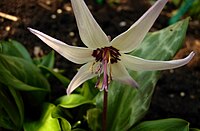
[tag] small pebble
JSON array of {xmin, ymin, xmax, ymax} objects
[
  {"xmin": 180, "ymin": 92, "xmax": 185, "ymax": 97},
  {"xmin": 5, "ymin": 26, "xmax": 11, "ymax": 31},
  {"xmin": 119, "ymin": 21, "xmax": 127, "ymax": 27},
  {"xmin": 46, "ymin": 0, "xmax": 51, "ymax": 5},
  {"xmin": 51, "ymin": 14, "xmax": 56, "ymax": 19},
  {"xmin": 69, "ymin": 32, "xmax": 75, "ymax": 37},
  {"xmin": 64, "ymin": 4, "xmax": 72, "ymax": 12},
  {"xmin": 34, "ymin": 46, "xmax": 43, "ymax": 57},
  {"xmin": 57, "ymin": 9, "xmax": 62, "ymax": 14}
]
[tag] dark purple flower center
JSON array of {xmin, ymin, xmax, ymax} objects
[
  {"xmin": 92, "ymin": 46, "xmax": 121, "ymax": 64},
  {"xmin": 92, "ymin": 46, "xmax": 121, "ymax": 91}
]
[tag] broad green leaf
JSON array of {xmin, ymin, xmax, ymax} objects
[
  {"xmin": 0, "ymin": 54, "xmax": 50, "ymax": 91},
  {"xmin": 34, "ymin": 51, "xmax": 55, "ymax": 69},
  {"xmin": 0, "ymin": 85, "xmax": 23, "ymax": 130},
  {"xmin": 188, "ymin": 0, "xmax": 200, "ymax": 19},
  {"xmin": 0, "ymin": 106, "xmax": 14, "ymax": 130},
  {"xmin": 86, "ymin": 108, "xmax": 102, "ymax": 131},
  {"xmin": 8, "ymin": 87, "xmax": 24, "ymax": 129},
  {"xmin": 0, "ymin": 39, "xmax": 32, "ymax": 62},
  {"xmin": 80, "ymin": 80, "xmax": 99, "ymax": 100},
  {"xmin": 0, "ymin": 54, "xmax": 50, "ymax": 108},
  {"xmin": 169, "ymin": 0, "xmax": 194, "ymax": 24},
  {"xmin": 130, "ymin": 118, "xmax": 189, "ymax": 131},
  {"xmin": 39, "ymin": 65, "xmax": 70, "ymax": 87},
  {"xmin": 190, "ymin": 129, "xmax": 200, "ymax": 131},
  {"xmin": 95, "ymin": 18, "xmax": 190, "ymax": 131},
  {"xmin": 59, "ymin": 118, "xmax": 71, "ymax": 131},
  {"xmin": 52, "ymin": 107, "xmax": 71, "ymax": 131},
  {"xmin": 54, "ymin": 94, "xmax": 96, "ymax": 129},
  {"xmin": 23, "ymin": 103, "xmax": 61, "ymax": 131},
  {"xmin": 55, "ymin": 94, "xmax": 95, "ymax": 108}
]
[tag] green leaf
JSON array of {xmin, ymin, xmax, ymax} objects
[
  {"xmin": 169, "ymin": 0, "xmax": 194, "ymax": 24},
  {"xmin": 188, "ymin": 0, "xmax": 200, "ymax": 19},
  {"xmin": 95, "ymin": 18, "xmax": 190, "ymax": 131},
  {"xmin": 23, "ymin": 103, "xmax": 61, "ymax": 131},
  {"xmin": 80, "ymin": 80, "xmax": 99, "ymax": 100},
  {"xmin": 0, "ymin": 54, "xmax": 50, "ymax": 91},
  {"xmin": 86, "ymin": 108, "xmax": 102, "ymax": 131},
  {"xmin": 54, "ymin": 94, "xmax": 96, "ymax": 129},
  {"xmin": 8, "ymin": 86, "xmax": 24, "ymax": 129},
  {"xmin": 0, "ymin": 39, "xmax": 32, "ymax": 62},
  {"xmin": 0, "ymin": 85, "xmax": 24, "ymax": 130},
  {"xmin": 190, "ymin": 128, "xmax": 200, "ymax": 131},
  {"xmin": 130, "ymin": 118, "xmax": 189, "ymax": 131},
  {"xmin": 59, "ymin": 118, "xmax": 71, "ymax": 131},
  {"xmin": 55, "ymin": 94, "xmax": 95, "ymax": 108},
  {"xmin": 52, "ymin": 107, "xmax": 71, "ymax": 131},
  {"xmin": 34, "ymin": 51, "xmax": 55, "ymax": 69},
  {"xmin": 0, "ymin": 54, "xmax": 50, "ymax": 108},
  {"xmin": 39, "ymin": 66, "xmax": 70, "ymax": 87},
  {"xmin": 0, "ymin": 106, "xmax": 14, "ymax": 130}
]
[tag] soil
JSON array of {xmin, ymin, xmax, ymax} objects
[{"xmin": 0, "ymin": 0, "xmax": 200, "ymax": 129}]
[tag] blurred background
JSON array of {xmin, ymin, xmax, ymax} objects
[{"xmin": 0, "ymin": 0, "xmax": 199, "ymax": 128}]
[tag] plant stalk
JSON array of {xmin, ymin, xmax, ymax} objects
[{"xmin": 102, "ymin": 89, "xmax": 108, "ymax": 131}]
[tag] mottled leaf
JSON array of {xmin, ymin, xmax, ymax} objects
[
  {"xmin": 130, "ymin": 118, "xmax": 189, "ymax": 131},
  {"xmin": 95, "ymin": 18, "xmax": 190, "ymax": 131},
  {"xmin": 87, "ymin": 108, "xmax": 102, "ymax": 131}
]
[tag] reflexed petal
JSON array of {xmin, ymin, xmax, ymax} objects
[
  {"xmin": 121, "ymin": 52, "xmax": 195, "ymax": 71},
  {"xmin": 111, "ymin": 62, "xmax": 139, "ymax": 88},
  {"xmin": 28, "ymin": 28, "xmax": 94, "ymax": 64},
  {"xmin": 71, "ymin": 0, "xmax": 110, "ymax": 48},
  {"xmin": 67, "ymin": 62, "xmax": 98, "ymax": 95},
  {"xmin": 111, "ymin": 0, "xmax": 168, "ymax": 53}
]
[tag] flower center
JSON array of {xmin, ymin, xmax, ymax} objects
[
  {"xmin": 92, "ymin": 46, "xmax": 121, "ymax": 91},
  {"xmin": 92, "ymin": 46, "xmax": 121, "ymax": 64}
]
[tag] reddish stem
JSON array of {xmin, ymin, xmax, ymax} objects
[{"xmin": 102, "ymin": 89, "xmax": 108, "ymax": 131}]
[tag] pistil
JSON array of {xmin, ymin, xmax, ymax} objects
[
  {"xmin": 102, "ymin": 59, "xmax": 108, "ymax": 91},
  {"xmin": 92, "ymin": 46, "xmax": 121, "ymax": 91}
]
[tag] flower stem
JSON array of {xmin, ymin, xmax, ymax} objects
[{"xmin": 102, "ymin": 89, "xmax": 108, "ymax": 131}]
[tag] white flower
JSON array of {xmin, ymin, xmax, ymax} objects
[{"xmin": 28, "ymin": 0, "xmax": 194, "ymax": 95}]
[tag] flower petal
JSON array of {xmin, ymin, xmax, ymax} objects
[
  {"xmin": 71, "ymin": 0, "xmax": 110, "ymax": 48},
  {"xmin": 111, "ymin": 62, "xmax": 139, "ymax": 88},
  {"xmin": 28, "ymin": 28, "xmax": 94, "ymax": 64},
  {"xmin": 121, "ymin": 52, "xmax": 195, "ymax": 71},
  {"xmin": 67, "ymin": 62, "xmax": 98, "ymax": 95},
  {"xmin": 111, "ymin": 0, "xmax": 168, "ymax": 53}
]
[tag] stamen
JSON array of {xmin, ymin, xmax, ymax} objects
[
  {"xmin": 92, "ymin": 46, "xmax": 121, "ymax": 91},
  {"xmin": 90, "ymin": 62, "xmax": 95, "ymax": 73},
  {"xmin": 95, "ymin": 76, "xmax": 101, "ymax": 88},
  {"xmin": 95, "ymin": 63, "xmax": 103, "ymax": 75}
]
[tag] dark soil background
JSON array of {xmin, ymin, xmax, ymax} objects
[{"xmin": 0, "ymin": 0, "xmax": 200, "ymax": 129}]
